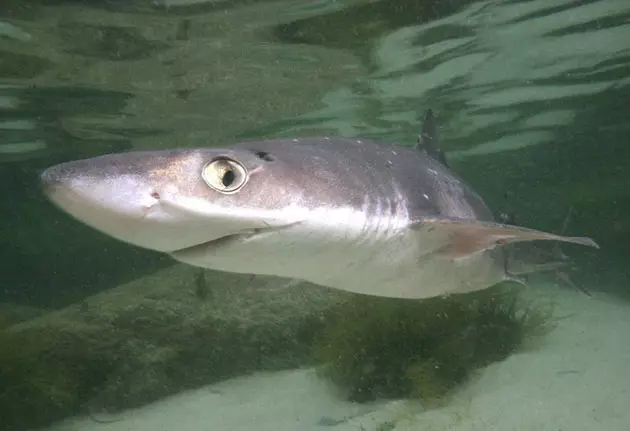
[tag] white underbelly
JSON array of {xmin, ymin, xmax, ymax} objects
[
  {"xmin": 174, "ymin": 221, "xmax": 505, "ymax": 300},
  {"xmin": 315, "ymin": 248, "xmax": 506, "ymax": 299}
]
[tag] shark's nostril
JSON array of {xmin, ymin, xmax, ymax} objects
[{"xmin": 150, "ymin": 191, "xmax": 160, "ymax": 199}]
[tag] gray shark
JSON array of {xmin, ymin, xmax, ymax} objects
[{"xmin": 39, "ymin": 112, "xmax": 598, "ymax": 299}]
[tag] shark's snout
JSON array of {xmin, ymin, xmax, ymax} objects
[
  {"xmin": 40, "ymin": 154, "xmax": 212, "ymax": 253},
  {"xmin": 40, "ymin": 159, "xmax": 178, "ymax": 251},
  {"xmin": 39, "ymin": 150, "xmax": 274, "ymax": 255},
  {"xmin": 40, "ymin": 162, "xmax": 90, "ymax": 203},
  {"xmin": 40, "ymin": 165, "xmax": 62, "ymax": 194}
]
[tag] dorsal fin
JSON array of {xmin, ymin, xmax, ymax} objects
[{"xmin": 416, "ymin": 109, "xmax": 449, "ymax": 167}]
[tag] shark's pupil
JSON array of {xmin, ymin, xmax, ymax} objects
[{"xmin": 222, "ymin": 169, "xmax": 235, "ymax": 187}]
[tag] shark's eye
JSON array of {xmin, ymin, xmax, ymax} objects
[{"xmin": 202, "ymin": 157, "xmax": 248, "ymax": 193}]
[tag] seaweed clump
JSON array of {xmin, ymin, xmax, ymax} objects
[
  {"xmin": 312, "ymin": 288, "xmax": 551, "ymax": 404},
  {"xmin": 0, "ymin": 319, "xmax": 115, "ymax": 431}
]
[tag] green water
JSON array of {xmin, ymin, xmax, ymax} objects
[
  {"xmin": 1, "ymin": 0, "xmax": 629, "ymax": 429},
  {"xmin": 2, "ymin": 0, "xmax": 628, "ymax": 306}
]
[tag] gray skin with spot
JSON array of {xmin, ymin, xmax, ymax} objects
[{"xmin": 40, "ymin": 117, "xmax": 598, "ymax": 299}]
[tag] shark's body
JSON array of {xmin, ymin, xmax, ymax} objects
[{"xmin": 40, "ymin": 112, "xmax": 598, "ymax": 299}]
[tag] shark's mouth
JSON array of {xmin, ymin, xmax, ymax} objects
[
  {"xmin": 171, "ymin": 231, "xmax": 258, "ymax": 255},
  {"xmin": 170, "ymin": 221, "xmax": 303, "ymax": 256}
]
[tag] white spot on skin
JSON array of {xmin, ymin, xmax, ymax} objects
[
  {"xmin": 423, "ymin": 193, "xmax": 430, "ymax": 200},
  {"xmin": 357, "ymin": 140, "xmax": 363, "ymax": 144},
  {"xmin": 428, "ymin": 169, "xmax": 437, "ymax": 175},
  {"xmin": 292, "ymin": 139, "xmax": 299, "ymax": 142}
]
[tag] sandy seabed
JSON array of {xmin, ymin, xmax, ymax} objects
[{"xmin": 47, "ymin": 283, "xmax": 630, "ymax": 431}]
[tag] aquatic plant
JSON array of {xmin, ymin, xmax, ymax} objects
[
  {"xmin": 0, "ymin": 326, "xmax": 72, "ymax": 431},
  {"xmin": 0, "ymin": 322, "xmax": 115, "ymax": 431},
  {"xmin": 312, "ymin": 287, "xmax": 552, "ymax": 404},
  {"xmin": 0, "ymin": 268, "xmax": 339, "ymax": 430}
]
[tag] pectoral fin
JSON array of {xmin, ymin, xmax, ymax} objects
[{"xmin": 411, "ymin": 217, "xmax": 599, "ymax": 259}]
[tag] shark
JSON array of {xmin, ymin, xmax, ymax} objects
[{"xmin": 39, "ymin": 110, "xmax": 598, "ymax": 299}]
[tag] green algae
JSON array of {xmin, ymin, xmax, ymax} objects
[{"xmin": 312, "ymin": 288, "xmax": 552, "ymax": 405}]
